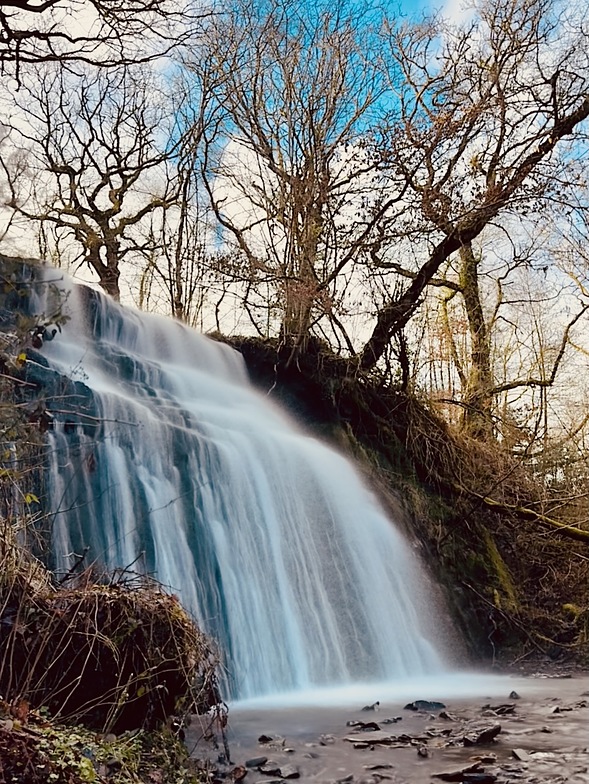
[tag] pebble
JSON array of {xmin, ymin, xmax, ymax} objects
[
  {"xmin": 511, "ymin": 748, "xmax": 530, "ymax": 761},
  {"xmin": 245, "ymin": 756, "xmax": 268, "ymax": 768},
  {"xmin": 278, "ymin": 764, "xmax": 300, "ymax": 779}
]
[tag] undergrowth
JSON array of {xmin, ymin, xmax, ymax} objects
[
  {"xmin": 0, "ymin": 555, "xmax": 220, "ymax": 732},
  {"xmin": 0, "ymin": 515, "xmax": 223, "ymax": 782},
  {"xmin": 0, "ymin": 699, "xmax": 205, "ymax": 784}
]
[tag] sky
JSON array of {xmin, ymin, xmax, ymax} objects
[{"xmin": 396, "ymin": 0, "xmax": 470, "ymax": 24}]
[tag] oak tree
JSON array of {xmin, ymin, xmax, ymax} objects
[{"xmin": 3, "ymin": 63, "xmax": 180, "ymax": 300}]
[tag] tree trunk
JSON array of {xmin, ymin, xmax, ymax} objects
[
  {"xmin": 458, "ymin": 242, "xmax": 494, "ymax": 439},
  {"xmin": 103, "ymin": 237, "xmax": 121, "ymax": 302},
  {"xmin": 360, "ymin": 232, "xmax": 464, "ymax": 369},
  {"xmin": 281, "ymin": 277, "xmax": 315, "ymax": 353},
  {"xmin": 280, "ymin": 195, "xmax": 323, "ymax": 354}
]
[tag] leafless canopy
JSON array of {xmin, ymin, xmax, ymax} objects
[
  {"xmin": 186, "ymin": 0, "xmax": 385, "ymax": 350},
  {"xmin": 3, "ymin": 63, "xmax": 180, "ymax": 299},
  {"xmin": 0, "ymin": 0, "xmax": 207, "ymax": 77},
  {"xmin": 360, "ymin": 0, "xmax": 589, "ymax": 370}
]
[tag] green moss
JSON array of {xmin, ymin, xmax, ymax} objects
[
  {"xmin": 561, "ymin": 602, "xmax": 583, "ymax": 620},
  {"xmin": 481, "ymin": 528, "xmax": 518, "ymax": 612},
  {"xmin": 0, "ymin": 701, "xmax": 206, "ymax": 784}
]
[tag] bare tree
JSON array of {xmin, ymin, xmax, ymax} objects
[
  {"xmin": 187, "ymin": 0, "xmax": 386, "ymax": 354},
  {"xmin": 414, "ymin": 233, "xmax": 589, "ymax": 440},
  {"xmin": 134, "ymin": 66, "xmax": 224, "ymax": 326},
  {"xmin": 360, "ymin": 0, "xmax": 589, "ymax": 376},
  {"xmin": 0, "ymin": 0, "xmax": 205, "ymax": 79},
  {"xmin": 2, "ymin": 63, "xmax": 181, "ymax": 300},
  {"xmin": 0, "ymin": 122, "xmax": 22, "ymax": 244},
  {"xmin": 137, "ymin": 172, "xmax": 210, "ymax": 325}
]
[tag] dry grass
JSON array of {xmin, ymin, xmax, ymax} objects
[{"xmin": 0, "ymin": 522, "xmax": 220, "ymax": 734}]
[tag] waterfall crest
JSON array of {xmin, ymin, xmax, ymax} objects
[{"xmin": 31, "ymin": 269, "xmax": 446, "ymax": 699}]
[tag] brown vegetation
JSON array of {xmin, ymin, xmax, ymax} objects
[{"xmin": 0, "ymin": 521, "xmax": 220, "ymax": 733}]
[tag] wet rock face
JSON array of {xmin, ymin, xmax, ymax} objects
[
  {"xmin": 22, "ymin": 351, "xmax": 99, "ymax": 436},
  {"xmin": 1, "ymin": 256, "xmax": 99, "ymax": 437},
  {"xmin": 0, "ymin": 255, "xmax": 39, "ymax": 317}
]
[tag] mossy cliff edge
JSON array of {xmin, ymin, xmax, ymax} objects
[{"xmin": 229, "ymin": 335, "xmax": 589, "ymax": 668}]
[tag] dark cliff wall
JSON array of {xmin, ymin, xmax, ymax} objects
[{"xmin": 228, "ymin": 336, "xmax": 589, "ymax": 669}]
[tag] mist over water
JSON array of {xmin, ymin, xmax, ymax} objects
[
  {"xmin": 233, "ymin": 672, "xmax": 536, "ymax": 710},
  {"xmin": 34, "ymin": 270, "xmax": 448, "ymax": 700}
]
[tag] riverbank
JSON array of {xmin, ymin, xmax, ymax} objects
[{"xmin": 188, "ymin": 671, "xmax": 589, "ymax": 783}]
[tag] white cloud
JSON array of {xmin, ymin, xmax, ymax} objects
[{"xmin": 433, "ymin": 0, "xmax": 476, "ymax": 26}]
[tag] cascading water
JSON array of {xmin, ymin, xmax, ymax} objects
[{"xmin": 26, "ymin": 266, "xmax": 446, "ymax": 700}]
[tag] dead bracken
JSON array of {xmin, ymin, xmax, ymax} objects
[{"xmin": 0, "ymin": 525, "xmax": 220, "ymax": 734}]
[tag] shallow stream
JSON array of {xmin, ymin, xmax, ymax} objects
[{"xmin": 188, "ymin": 672, "xmax": 589, "ymax": 783}]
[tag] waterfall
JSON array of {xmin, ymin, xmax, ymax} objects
[{"xmin": 28, "ymin": 268, "xmax": 446, "ymax": 700}]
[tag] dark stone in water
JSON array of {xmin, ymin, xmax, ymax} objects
[
  {"xmin": 364, "ymin": 764, "xmax": 393, "ymax": 771},
  {"xmin": 432, "ymin": 762, "xmax": 483, "ymax": 780},
  {"xmin": 482, "ymin": 703, "xmax": 515, "ymax": 715},
  {"xmin": 361, "ymin": 701, "xmax": 380, "ymax": 711},
  {"xmin": 259, "ymin": 763, "xmax": 282, "ymax": 775},
  {"xmin": 245, "ymin": 756, "xmax": 268, "ymax": 768},
  {"xmin": 463, "ymin": 724, "xmax": 501, "ymax": 746},
  {"xmin": 404, "ymin": 700, "xmax": 446, "ymax": 711},
  {"xmin": 439, "ymin": 710, "xmax": 457, "ymax": 720},
  {"xmin": 346, "ymin": 721, "xmax": 380, "ymax": 731}
]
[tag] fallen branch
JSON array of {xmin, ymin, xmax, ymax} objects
[{"xmin": 474, "ymin": 494, "xmax": 589, "ymax": 544}]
